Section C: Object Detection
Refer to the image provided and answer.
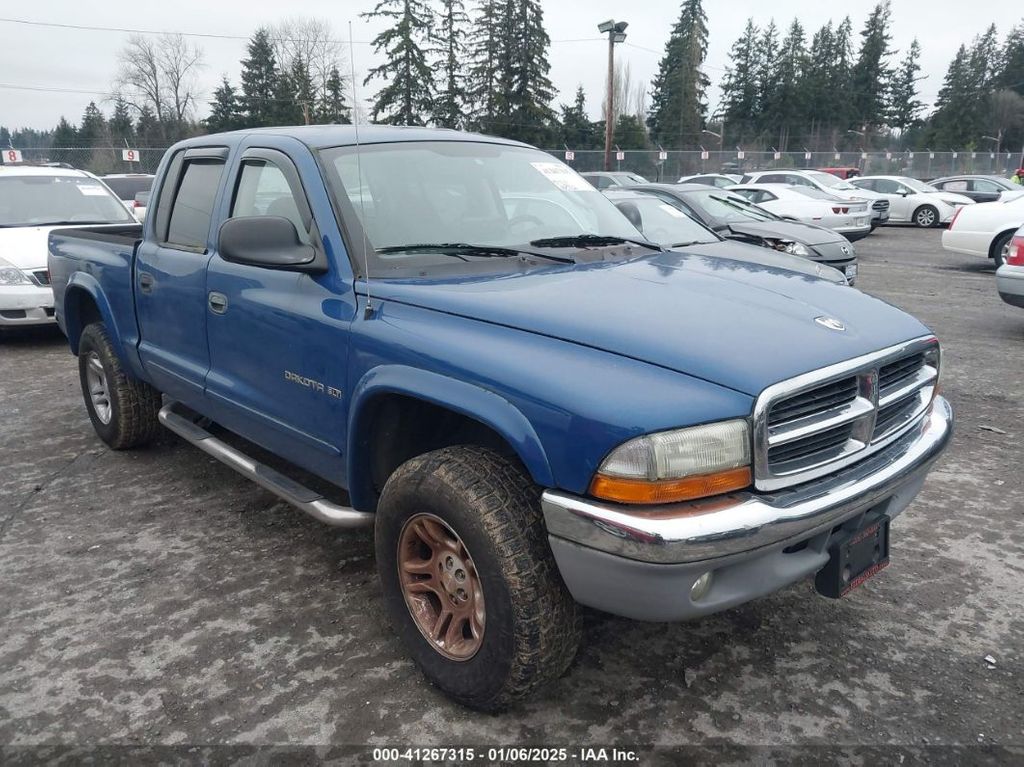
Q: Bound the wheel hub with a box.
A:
[397,513,485,661]
[85,351,112,425]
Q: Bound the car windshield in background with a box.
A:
[102,176,153,201]
[320,142,644,272]
[690,190,778,223]
[790,187,844,201]
[899,178,938,193]
[806,171,859,191]
[611,196,719,247]
[0,175,135,227]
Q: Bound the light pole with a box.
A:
[598,19,628,171]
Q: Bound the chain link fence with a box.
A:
[544,149,1024,182]
[5,145,1023,183]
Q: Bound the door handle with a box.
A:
[208,291,228,314]
[138,272,155,293]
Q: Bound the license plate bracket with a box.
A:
[815,514,890,599]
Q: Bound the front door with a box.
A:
[135,147,228,404]
[203,144,357,483]
[872,179,912,221]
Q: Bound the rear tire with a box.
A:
[375,446,581,711]
[991,230,1014,268]
[913,205,939,228]
[78,322,161,449]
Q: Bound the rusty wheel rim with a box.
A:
[397,513,485,661]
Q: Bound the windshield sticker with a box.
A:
[530,162,593,192]
[659,204,687,218]
[77,184,110,196]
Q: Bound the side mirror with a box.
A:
[218,216,325,273]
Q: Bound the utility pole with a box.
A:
[598,19,628,172]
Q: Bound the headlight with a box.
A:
[782,241,812,256]
[590,419,752,504]
[0,257,32,286]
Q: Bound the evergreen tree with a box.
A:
[888,39,924,135]
[648,0,711,149]
[135,106,160,146]
[969,24,1002,90]
[613,114,649,150]
[432,0,469,129]
[999,24,1024,97]
[362,0,435,126]
[110,96,135,145]
[754,21,781,137]
[466,0,505,131]
[559,86,598,149]
[290,58,316,124]
[271,65,301,125]
[929,45,975,147]
[765,20,807,149]
[496,0,556,144]
[803,22,836,142]
[52,117,77,147]
[241,29,280,127]
[0,126,10,148]
[77,102,108,147]
[315,66,351,124]
[850,1,893,130]
[205,77,243,133]
[719,19,760,144]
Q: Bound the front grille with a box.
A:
[31,269,51,286]
[872,200,890,211]
[754,339,939,491]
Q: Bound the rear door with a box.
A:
[872,178,911,220]
[203,142,356,482]
[969,179,1003,203]
[135,147,228,403]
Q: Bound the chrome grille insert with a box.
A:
[753,337,939,491]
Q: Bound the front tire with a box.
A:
[78,322,161,449]
[913,205,939,228]
[991,230,1014,268]
[375,446,581,711]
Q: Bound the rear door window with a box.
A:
[166,160,226,250]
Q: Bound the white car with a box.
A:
[741,169,891,228]
[728,183,872,241]
[676,173,740,188]
[941,195,1024,267]
[850,176,974,228]
[0,166,137,329]
[995,225,1024,308]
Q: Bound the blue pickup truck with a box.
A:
[49,127,953,710]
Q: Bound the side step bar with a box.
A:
[158,402,374,529]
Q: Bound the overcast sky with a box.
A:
[1,1,1021,138]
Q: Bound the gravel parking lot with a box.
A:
[1,227,1022,757]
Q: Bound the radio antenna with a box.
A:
[349,21,373,319]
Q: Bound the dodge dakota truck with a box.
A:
[49,127,953,711]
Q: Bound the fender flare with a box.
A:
[63,273,125,361]
[347,365,554,511]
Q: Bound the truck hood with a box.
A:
[0,226,64,269]
[724,220,847,246]
[370,251,930,396]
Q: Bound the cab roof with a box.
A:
[0,165,93,178]
[175,124,531,151]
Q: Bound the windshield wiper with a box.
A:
[670,240,714,248]
[376,242,573,263]
[529,234,662,250]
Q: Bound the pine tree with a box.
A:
[271,66,301,125]
[290,58,316,124]
[0,126,10,148]
[135,106,159,146]
[362,0,435,126]
[110,96,135,145]
[803,22,836,142]
[999,24,1024,97]
[766,20,807,149]
[241,29,280,127]
[888,39,924,135]
[851,1,893,130]
[496,0,556,144]
[969,24,1002,90]
[52,117,77,147]
[648,0,711,149]
[559,86,598,149]
[466,0,505,131]
[315,66,351,124]
[432,0,469,128]
[719,19,760,144]
[929,45,975,147]
[205,77,243,132]
[78,102,108,147]
[754,21,781,138]
[613,114,648,150]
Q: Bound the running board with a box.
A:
[158,402,373,529]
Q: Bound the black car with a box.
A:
[603,189,848,285]
[619,183,859,284]
[929,175,1019,203]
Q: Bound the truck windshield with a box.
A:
[319,142,645,272]
[0,175,134,227]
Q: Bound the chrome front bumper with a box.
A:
[542,396,953,566]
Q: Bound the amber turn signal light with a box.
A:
[589,466,752,505]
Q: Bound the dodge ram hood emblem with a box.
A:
[814,316,846,332]
[840,245,851,255]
